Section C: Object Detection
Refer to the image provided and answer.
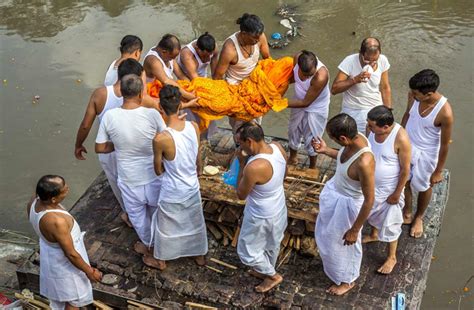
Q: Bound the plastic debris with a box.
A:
[280,19,292,29]
[271,32,282,40]
[76,79,82,83]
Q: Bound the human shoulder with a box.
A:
[357,150,375,169]
[312,65,329,84]
[338,53,358,73]
[379,54,390,71]
[92,86,107,110]
[245,157,272,175]
[270,141,288,161]
[40,211,72,234]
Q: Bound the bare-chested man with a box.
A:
[401,69,453,238]
[312,113,375,295]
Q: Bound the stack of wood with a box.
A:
[200,165,331,264]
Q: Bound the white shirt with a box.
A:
[96,107,166,186]
[104,60,118,86]
[338,53,390,110]
[293,60,330,113]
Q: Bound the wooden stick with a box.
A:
[295,236,301,250]
[206,223,222,240]
[231,225,241,247]
[288,236,295,248]
[222,235,229,246]
[210,257,238,270]
[184,301,218,310]
[94,300,114,310]
[285,176,325,186]
[216,223,234,240]
[281,232,290,247]
[14,293,50,309]
[127,300,154,310]
[276,247,293,269]
[205,265,223,273]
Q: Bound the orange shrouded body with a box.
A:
[147,57,294,130]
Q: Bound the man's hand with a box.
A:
[86,267,102,283]
[236,147,249,164]
[386,192,401,205]
[75,145,87,160]
[353,71,371,83]
[343,227,359,246]
[181,97,200,109]
[311,136,328,155]
[430,170,443,186]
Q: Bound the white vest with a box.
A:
[29,199,92,301]
[97,85,123,123]
[104,60,118,86]
[369,123,401,195]
[293,61,330,113]
[245,144,287,218]
[177,40,211,78]
[334,135,372,198]
[225,32,260,85]
[160,121,200,203]
[406,96,447,155]
[144,47,174,82]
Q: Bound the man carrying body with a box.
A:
[363,106,411,274]
[104,35,143,86]
[177,32,219,138]
[401,69,453,238]
[287,50,330,168]
[95,74,166,249]
[234,122,288,293]
[331,37,392,133]
[143,34,195,101]
[312,113,375,295]
[213,13,270,131]
[75,59,146,226]
[27,175,102,309]
[143,85,207,270]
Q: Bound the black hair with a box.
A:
[360,37,381,55]
[367,105,394,127]
[327,113,358,140]
[236,121,264,142]
[120,35,143,54]
[120,74,143,98]
[409,69,440,95]
[196,32,216,53]
[159,85,182,115]
[158,34,181,52]
[236,13,264,35]
[298,50,318,74]
[117,58,143,80]
[36,175,65,201]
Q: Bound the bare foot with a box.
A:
[362,233,379,244]
[255,273,283,293]
[326,282,355,296]
[194,255,206,266]
[403,212,412,225]
[143,255,166,270]
[134,241,152,256]
[120,212,133,228]
[248,269,266,279]
[377,257,397,274]
[410,217,424,238]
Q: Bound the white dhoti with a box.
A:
[49,292,93,309]
[237,206,288,276]
[341,106,372,134]
[410,145,438,193]
[98,152,124,209]
[367,192,404,242]
[288,109,328,156]
[117,178,161,245]
[184,109,218,139]
[315,179,363,285]
[153,191,208,260]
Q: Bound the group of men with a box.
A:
[27,12,453,309]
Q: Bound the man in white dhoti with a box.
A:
[312,113,375,295]
[177,32,219,139]
[142,85,207,270]
[234,121,288,293]
[95,74,166,250]
[75,59,146,227]
[362,106,411,274]
[286,50,330,168]
[331,37,392,133]
[104,35,143,86]
[28,175,102,309]
[401,69,453,238]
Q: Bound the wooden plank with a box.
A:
[287,208,318,222]
[185,301,218,310]
[127,300,154,309]
[216,223,234,240]
[231,225,240,247]
[14,293,50,309]
[93,300,114,310]
[206,222,223,240]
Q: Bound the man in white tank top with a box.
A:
[234,122,288,293]
[401,69,454,238]
[95,75,166,250]
[213,13,271,133]
[143,34,196,101]
[75,59,147,227]
[27,175,102,309]
[363,106,411,274]
[104,35,143,86]
[331,38,392,133]
[287,50,330,169]
[312,114,375,295]
[142,85,207,271]
[177,32,219,139]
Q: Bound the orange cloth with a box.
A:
[147,57,294,130]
